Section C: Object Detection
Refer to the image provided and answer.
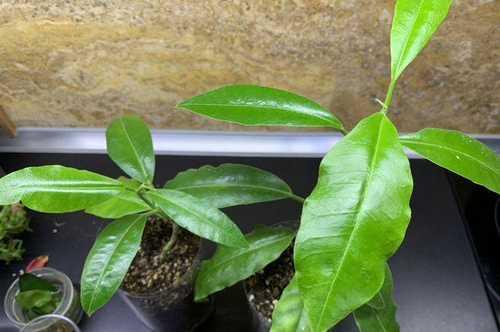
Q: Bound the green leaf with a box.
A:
[16,290,58,313]
[178,85,344,131]
[354,265,400,332]
[145,189,247,248]
[81,214,148,316]
[195,224,294,301]
[400,128,500,194]
[19,273,57,292]
[294,113,413,332]
[270,276,310,332]
[106,116,155,183]
[165,164,300,208]
[0,166,123,213]
[118,177,142,191]
[391,0,453,81]
[85,190,151,219]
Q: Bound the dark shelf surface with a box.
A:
[0,154,497,332]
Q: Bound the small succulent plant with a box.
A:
[0,203,30,263]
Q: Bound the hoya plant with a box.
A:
[178,0,500,331]
[0,116,304,316]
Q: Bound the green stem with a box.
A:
[161,222,179,262]
[0,206,7,221]
[290,194,306,204]
[382,79,398,114]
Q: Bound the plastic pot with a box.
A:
[119,243,214,331]
[4,267,83,331]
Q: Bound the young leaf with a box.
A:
[19,273,57,292]
[165,164,301,208]
[354,264,400,332]
[81,214,148,316]
[294,113,413,332]
[178,85,344,131]
[106,116,155,183]
[195,224,294,301]
[0,166,123,213]
[270,276,310,332]
[16,290,58,314]
[145,189,247,248]
[400,128,500,194]
[391,0,453,81]
[85,191,151,219]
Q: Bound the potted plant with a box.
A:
[0,116,303,331]
[178,0,500,331]
[0,203,30,263]
[4,268,83,331]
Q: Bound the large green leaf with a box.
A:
[145,189,247,248]
[400,128,500,194]
[195,224,294,301]
[81,214,148,316]
[0,166,123,213]
[294,112,413,332]
[391,0,453,81]
[354,265,400,332]
[270,276,310,332]
[106,116,155,183]
[178,85,344,131]
[85,190,151,219]
[165,164,300,208]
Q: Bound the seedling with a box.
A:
[178,0,500,331]
[16,273,61,320]
[0,116,302,317]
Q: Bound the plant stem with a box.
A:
[290,194,306,204]
[382,79,398,114]
[161,222,179,262]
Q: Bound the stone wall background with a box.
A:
[0,0,498,133]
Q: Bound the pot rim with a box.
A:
[3,267,76,328]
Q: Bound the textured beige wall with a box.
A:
[0,0,498,133]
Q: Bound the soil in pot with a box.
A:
[120,216,213,332]
[246,247,294,329]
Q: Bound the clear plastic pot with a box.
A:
[20,314,81,332]
[119,244,214,331]
[4,268,83,331]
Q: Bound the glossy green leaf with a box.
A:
[146,189,247,248]
[0,166,123,213]
[354,265,400,332]
[165,164,299,208]
[391,0,453,81]
[294,112,413,332]
[106,116,155,183]
[270,276,310,332]
[85,190,151,219]
[81,214,148,316]
[195,224,294,301]
[178,85,344,131]
[400,128,500,194]
[19,273,57,292]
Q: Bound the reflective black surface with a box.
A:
[450,173,500,328]
[0,154,497,331]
